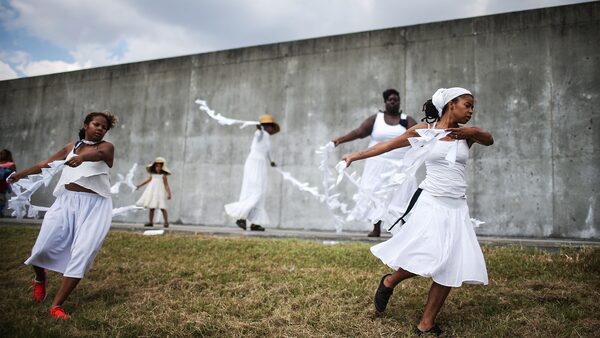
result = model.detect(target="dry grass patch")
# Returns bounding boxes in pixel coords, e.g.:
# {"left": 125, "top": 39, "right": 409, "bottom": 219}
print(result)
{"left": 0, "top": 225, "right": 599, "bottom": 337}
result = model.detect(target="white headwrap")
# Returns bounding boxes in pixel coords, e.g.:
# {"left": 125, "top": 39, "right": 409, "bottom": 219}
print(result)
{"left": 431, "top": 87, "right": 472, "bottom": 117}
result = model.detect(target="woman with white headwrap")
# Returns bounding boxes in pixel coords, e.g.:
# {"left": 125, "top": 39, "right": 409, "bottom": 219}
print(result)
{"left": 343, "top": 87, "right": 493, "bottom": 335}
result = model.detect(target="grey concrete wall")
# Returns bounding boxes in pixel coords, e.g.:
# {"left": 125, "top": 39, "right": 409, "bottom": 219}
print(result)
{"left": 1, "top": 2, "right": 598, "bottom": 238}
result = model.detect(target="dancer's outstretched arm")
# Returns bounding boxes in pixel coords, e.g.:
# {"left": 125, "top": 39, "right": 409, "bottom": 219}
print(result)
{"left": 342, "top": 123, "right": 428, "bottom": 167}
{"left": 332, "top": 114, "right": 376, "bottom": 147}
{"left": 8, "top": 143, "right": 72, "bottom": 183}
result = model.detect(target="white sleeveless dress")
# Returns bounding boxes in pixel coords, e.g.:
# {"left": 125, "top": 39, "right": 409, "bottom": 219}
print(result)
{"left": 370, "top": 139, "right": 489, "bottom": 287}
{"left": 348, "top": 113, "right": 418, "bottom": 229}
{"left": 25, "top": 143, "right": 113, "bottom": 278}
{"left": 136, "top": 174, "right": 168, "bottom": 209}
{"left": 224, "top": 130, "right": 271, "bottom": 225}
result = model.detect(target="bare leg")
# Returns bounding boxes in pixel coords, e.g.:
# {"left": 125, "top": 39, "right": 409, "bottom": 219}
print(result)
{"left": 161, "top": 209, "right": 169, "bottom": 226}
{"left": 33, "top": 266, "right": 46, "bottom": 282}
{"left": 417, "top": 282, "right": 451, "bottom": 332}
{"left": 384, "top": 267, "right": 416, "bottom": 288}
{"left": 51, "top": 277, "right": 81, "bottom": 307}
{"left": 149, "top": 209, "right": 155, "bottom": 224}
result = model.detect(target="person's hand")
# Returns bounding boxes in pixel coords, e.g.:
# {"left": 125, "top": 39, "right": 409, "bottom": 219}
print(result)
{"left": 5, "top": 172, "right": 18, "bottom": 184}
{"left": 341, "top": 153, "right": 355, "bottom": 167}
{"left": 446, "top": 127, "right": 472, "bottom": 140}
{"left": 65, "top": 155, "right": 83, "bottom": 167}
{"left": 168, "top": 193, "right": 172, "bottom": 200}
{"left": 270, "top": 161, "right": 277, "bottom": 167}
{"left": 332, "top": 140, "right": 340, "bottom": 147}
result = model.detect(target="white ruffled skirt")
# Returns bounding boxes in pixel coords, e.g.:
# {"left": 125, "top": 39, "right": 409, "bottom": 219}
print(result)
{"left": 371, "top": 190, "right": 488, "bottom": 287}
{"left": 224, "top": 153, "right": 270, "bottom": 225}
{"left": 348, "top": 156, "right": 417, "bottom": 229}
{"left": 25, "top": 191, "right": 113, "bottom": 278}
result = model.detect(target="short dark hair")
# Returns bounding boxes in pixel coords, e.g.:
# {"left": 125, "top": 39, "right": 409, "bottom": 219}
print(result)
{"left": 382, "top": 89, "right": 400, "bottom": 102}
{"left": 78, "top": 111, "right": 118, "bottom": 139}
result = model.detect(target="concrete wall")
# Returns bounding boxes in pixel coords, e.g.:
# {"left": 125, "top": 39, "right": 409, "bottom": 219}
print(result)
{"left": 1, "top": 2, "right": 598, "bottom": 238}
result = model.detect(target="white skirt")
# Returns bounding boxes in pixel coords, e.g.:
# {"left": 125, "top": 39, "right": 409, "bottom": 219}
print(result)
{"left": 136, "top": 174, "right": 168, "bottom": 209}
{"left": 348, "top": 156, "right": 417, "bottom": 229}
{"left": 370, "top": 191, "right": 488, "bottom": 287}
{"left": 24, "top": 191, "right": 113, "bottom": 278}
{"left": 224, "top": 153, "right": 270, "bottom": 225}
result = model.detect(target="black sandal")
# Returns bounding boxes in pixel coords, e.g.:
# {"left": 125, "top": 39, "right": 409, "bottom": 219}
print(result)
{"left": 374, "top": 274, "right": 394, "bottom": 313}
{"left": 144, "top": 223, "right": 154, "bottom": 227}
{"left": 236, "top": 219, "right": 247, "bottom": 230}
{"left": 414, "top": 324, "right": 443, "bottom": 336}
{"left": 250, "top": 224, "right": 265, "bottom": 231}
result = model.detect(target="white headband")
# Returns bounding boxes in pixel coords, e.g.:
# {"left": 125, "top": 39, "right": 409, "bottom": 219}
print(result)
{"left": 431, "top": 87, "right": 472, "bottom": 117}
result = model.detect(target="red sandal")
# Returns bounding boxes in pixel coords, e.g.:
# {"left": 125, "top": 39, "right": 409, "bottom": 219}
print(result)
{"left": 49, "top": 305, "right": 70, "bottom": 320}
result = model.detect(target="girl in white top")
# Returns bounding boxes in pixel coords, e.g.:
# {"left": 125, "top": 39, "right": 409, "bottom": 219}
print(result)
{"left": 343, "top": 88, "right": 494, "bottom": 335}
{"left": 225, "top": 115, "right": 280, "bottom": 231}
{"left": 8, "top": 111, "right": 117, "bottom": 320}
{"left": 136, "top": 157, "right": 172, "bottom": 227}
{"left": 333, "top": 89, "right": 417, "bottom": 237}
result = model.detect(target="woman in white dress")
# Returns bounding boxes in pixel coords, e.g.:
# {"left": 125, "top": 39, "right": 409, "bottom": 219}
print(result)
{"left": 225, "top": 115, "right": 280, "bottom": 231}
{"left": 136, "top": 157, "right": 172, "bottom": 227}
{"left": 333, "top": 89, "right": 417, "bottom": 236}
{"left": 343, "top": 88, "right": 493, "bottom": 335}
{"left": 8, "top": 111, "right": 117, "bottom": 320}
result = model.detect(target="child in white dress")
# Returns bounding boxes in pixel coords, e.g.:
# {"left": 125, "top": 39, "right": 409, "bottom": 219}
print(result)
{"left": 136, "top": 157, "right": 172, "bottom": 227}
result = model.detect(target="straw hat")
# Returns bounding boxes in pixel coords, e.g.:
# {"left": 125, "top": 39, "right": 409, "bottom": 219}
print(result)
{"left": 258, "top": 114, "right": 280, "bottom": 134}
{"left": 145, "top": 157, "right": 172, "bottom": 175}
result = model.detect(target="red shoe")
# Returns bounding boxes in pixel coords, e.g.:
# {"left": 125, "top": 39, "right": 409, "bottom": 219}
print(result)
{"left": 49, "top": 305, "right": 70, "bottom": 320}
{"left": 32, "top": 280, "right": 47, "bottom": 302}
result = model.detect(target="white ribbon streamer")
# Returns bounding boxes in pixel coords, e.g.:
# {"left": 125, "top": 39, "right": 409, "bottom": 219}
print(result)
{"left": 274, "top": 168, "right": 320, "bottom": 197}
{"left": 27, "top": 205, "right": 50, "bottom": 219}
{"left": 8, "top": 160, "right": 144, "bottom": 219}
{"left": 315, "top": 142, "right": 350, "bottom": 233}
{"left": 112, "top": 205, "right": 144, "bottom": 217}
{"left": 195, "top": 99, "right": 259, "bottom": 129}
{"left": 470, "top": 218, "right": 485, "bottom": 228}
{"left": 110, "top": 163, "right": 138, "bottom": 194}
{"left": 7, "top": 160, "right": 65, "bottom": 218}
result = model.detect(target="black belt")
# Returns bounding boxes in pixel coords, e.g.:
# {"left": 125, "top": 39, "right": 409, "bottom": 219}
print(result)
{"left": 388, "top": 188, "right": 423, "bottom": 231}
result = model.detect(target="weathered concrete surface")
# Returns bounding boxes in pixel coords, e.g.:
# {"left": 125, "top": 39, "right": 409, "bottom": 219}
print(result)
{"left": 1, "top": 3, "right": 598, "bottom": 238}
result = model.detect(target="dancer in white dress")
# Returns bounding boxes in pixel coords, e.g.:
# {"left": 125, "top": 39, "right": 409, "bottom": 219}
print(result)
{"left": 225, "top": 115, "right": 280, "bottom": 231}
{"left": 8, "top": 111, "right": 117, "bottom": 320}
{"left": 332, "top": 89, "right": 417, "bottom": 236}
{"left": 343, "top": 88, "right": 493, "bottom": 335}
{"left": 136, "top": 157, "right": 172, "bottom": 227}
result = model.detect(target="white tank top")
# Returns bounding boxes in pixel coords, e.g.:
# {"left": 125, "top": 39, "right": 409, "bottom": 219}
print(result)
{"left": 367, "top": 112, "right": 408, "bottom": 160}
{"left": 54, "top": 143, "right": 112, "bottom": 198}
{"left": 418, "top": 139, "right": 469, "bottom": 198}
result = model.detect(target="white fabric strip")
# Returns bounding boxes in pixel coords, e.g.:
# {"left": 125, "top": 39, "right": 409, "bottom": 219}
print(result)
{"left": 8, "top": 160, "right": 142, "bottom": 219}
{"left": 195, "top": 99, "right": 260, "bottom": 129}
{"left": 110, "top": 163, "right": 138, "bottom": 194}
{"left": 7, "top": 160, "right": 65, "bottom": 218}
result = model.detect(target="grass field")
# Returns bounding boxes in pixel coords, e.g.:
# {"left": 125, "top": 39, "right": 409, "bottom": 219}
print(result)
{"left": 0, "top": 225, "right": 599, "bottom": 337}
